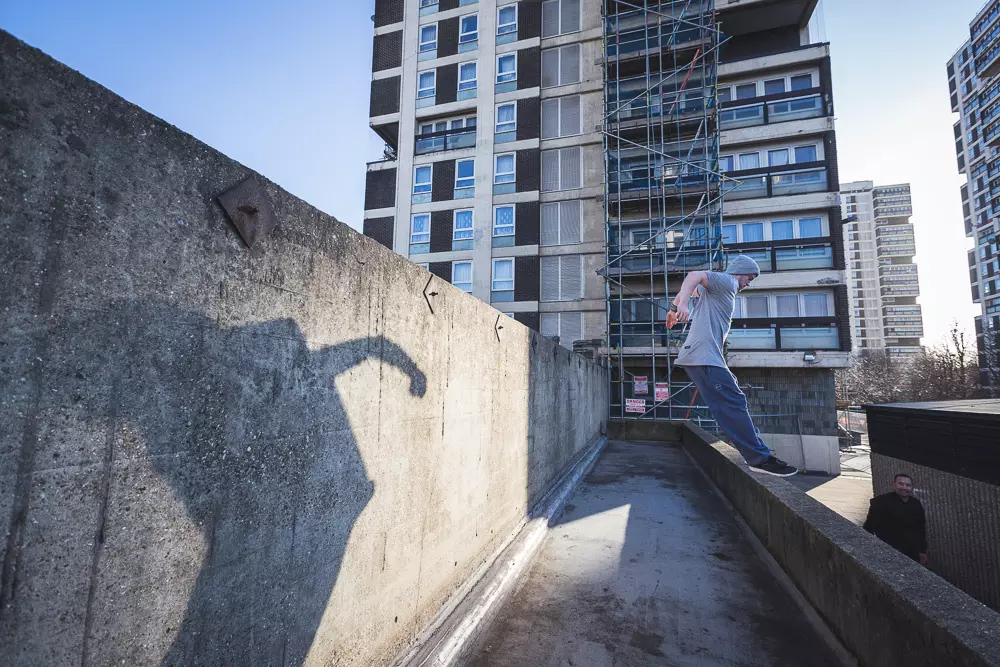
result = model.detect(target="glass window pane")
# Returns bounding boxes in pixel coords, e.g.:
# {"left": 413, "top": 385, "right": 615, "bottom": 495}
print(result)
{"left": 745, "top": 296, "right": 769, "bottom": 318}
{"left": 718, "top": 87, "right": 732, "bottom": 102}
{"left": 791, "top": 74, "right": 813, "bottom": 90}
{"left": 736, "top": 83, "right": 756, "bottom": 99}
{"left": 719, "top": 156, "right": 734, "bottom": 172}
{"left": 738, "top": 153, "right": 760, "bottom": 170}
{"left": 794, "top": 145, "right": 818, "bottom": 163}
{"left": 494, "top": 206, "right": 515, "bottom": 235}
{"left": 764, "top": 79, "right": 786, "bottom": 95}
{"left": 771, "top": 220, "right": 793, "bottom": 240}
{"left": 776, "top": 295, "right": 799, "bottom": 317}
{"left": 799, "top": 217, "right": 822, "bottom": 237}
{"left": 741, "top": 222, "right": 764, "bottom": 242}
{"left": 722, "top": 225, "right": 737, "bottom": 244}
{"left": 497, "top": 54, "right": 516, "bottom": 82}
{"left": 497, "top": 154, "right": 514, "bottom": 172}
{"left": 458, "top": 160, "right": 475, "bottom": 178}
{"left": 768, "top": 149, "right": 789, "bottom": 166}
{"left": 804, "top": 294, "right": 829, "bottom": 316}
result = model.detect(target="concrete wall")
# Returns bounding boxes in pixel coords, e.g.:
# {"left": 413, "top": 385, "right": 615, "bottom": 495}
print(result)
{"left": 872, "top": 454, "right": 1000, "bottom": 612}
{"left": 682, "top": 425, "right": 1000, "bottom": 667}
{"left": 0, "top": 31, "right": 608, "bottom": 667}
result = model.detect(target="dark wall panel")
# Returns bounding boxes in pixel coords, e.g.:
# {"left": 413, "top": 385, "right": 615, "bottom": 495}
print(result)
{"left": 438, "top": 17, "right": 459, "bottom": 58}
{"left": 363, "top": 217, "right": 395, "bottom": 250}
{"left": 429, "top": 261, "right": 452, "bottom": 281}
{"left": 514, "top": 256, "right": 540, "bottom": 301}
{"left": 518, "top": 0, "right": 542, "bottom": 40}
{"left": 370, "top": 76, "right": 400, "bottom": 117}
{"left": 430, "top": 210, "right": 452, "bottom": 253}
{"left": 516, "top": 97, "right": 540, "bottom": 141}
{"left": 364, "top": 168, "right": 396, "bottom": 210}
{"left": 439, "top": 0, "right": 459, "bottom": 10}
{"left": 372, "top": 31, "right": 403, "bottom": 72}
{"left": 436, "top": 63, "right": 458, "bottom": 105}
{"left": 835, "top": 285, "right": 851, "bottom": 352}
{"left": 517, "top": 46, "right": 541, "bottom": 90}
{"left": 829, "top": 206, "right": 845, "bottom": 271}
{"left": 515, "top": 201, "right": 540, "bottom": 246}
{"left": 374, "top": 0, "right": 403, "bottom": 27}
{"left": 516, "top": 148, "right": 540, "bottom": 193}
{"left": 719, "top": 26, "right": 800, "bottom": 62}
{"left": 432, "top": 159, "right": 456, "bottom": 202}
{"left": 825, "top": 130, "right": 840, "bottom": 192}
{"left": 514, "top": 312, "right": 540, "bottom": 332}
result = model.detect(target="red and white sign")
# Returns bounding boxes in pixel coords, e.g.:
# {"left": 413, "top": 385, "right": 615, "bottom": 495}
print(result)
{"left": 655, "top": 383, "right": 669, "bottom": 402}
{"left": 625, "top": 398, "right": 646, "bottom": 414}
{"left": 633, "top": 376, "right": 648, "bottom": 395}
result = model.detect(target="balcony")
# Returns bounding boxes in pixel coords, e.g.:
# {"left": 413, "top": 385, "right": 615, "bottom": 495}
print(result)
{"left": 719, "top": 93, "right": 824, "bottom": 129}
{"left": 724, "top": 237, "right": 836, "bottom": 273}
{"left": 414, "top": 125, "right": 477, "bottom": 156}
{"left": 728, "top": 318, "right": 841, "bottom": 351}
{"left": 725, "top": 166, "right": 828, "bottom": 200}
{"left": 606, "top": 75, "right": 714, "bottom": 126}
{"left": 878, "top": 244, "right": 916, "bottom": 257}
{"left": 881, "top": 286, "right": 920, "bottom": 297}
{"left": 975, "top": 20, "right": 1000, "bottom": 78}
{"left": 605, "top": 221, "right": 722, "bottom": 277}
{"left": 608, "top": 151, "right": 721, "bottom": 202}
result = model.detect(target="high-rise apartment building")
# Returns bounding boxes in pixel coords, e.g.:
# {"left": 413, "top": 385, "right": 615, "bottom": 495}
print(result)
{"left": 840, "top": 181, "right": 923, "bottom": 359}
{"left": 948, "top": 3, "right": 1000, "bottom": 388}
{"left": 363, "top": 0, "right": 850, "bottom": 471}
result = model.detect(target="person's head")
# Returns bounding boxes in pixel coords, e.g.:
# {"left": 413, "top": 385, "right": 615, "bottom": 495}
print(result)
{"left": 893, "top": 474, "right": 914, "bottom": 498}
{"left": 726, "top": 255, "right": 760, "bottom": 291}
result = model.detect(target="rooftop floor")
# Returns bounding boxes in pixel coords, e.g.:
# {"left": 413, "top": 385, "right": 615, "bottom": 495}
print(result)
{"left": 470, "top": 440, "right": 844, "bottom": 666}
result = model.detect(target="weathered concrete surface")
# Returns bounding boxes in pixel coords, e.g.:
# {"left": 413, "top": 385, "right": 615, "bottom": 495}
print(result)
{"left": 470, "top": 441, "right": 843, "bottom": 666}
{"left": 682, "top": 425, "right": 1000, "bottom": 667}
{"left": 0, "top": 31, "right": 608, "bottom": 667}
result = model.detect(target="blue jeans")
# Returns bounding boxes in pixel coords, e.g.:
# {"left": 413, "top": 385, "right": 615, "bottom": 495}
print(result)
{"left": 684, "top": 365, "right": 772, "bottom": 466}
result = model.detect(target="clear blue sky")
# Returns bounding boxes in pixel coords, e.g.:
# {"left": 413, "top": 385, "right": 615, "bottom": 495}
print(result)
{"left": 0, "top": 0, "right": 986, "bottom": 346}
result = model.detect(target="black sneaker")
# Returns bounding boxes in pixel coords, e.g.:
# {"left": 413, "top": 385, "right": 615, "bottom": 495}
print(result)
{"left": 749, "top": 456, "right": 798, "bottom": 477}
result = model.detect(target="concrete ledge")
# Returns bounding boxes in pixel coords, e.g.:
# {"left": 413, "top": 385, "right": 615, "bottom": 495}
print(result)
{"left": 681, "top": 424, "right": 1000, "bottom": 667}
{"left": 606, "top": 419, "right": 684, "bottom": 442}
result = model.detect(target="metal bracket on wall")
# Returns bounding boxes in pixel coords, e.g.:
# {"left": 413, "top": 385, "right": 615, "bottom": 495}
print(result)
{"left": 423, "top": 275, "right": 438, "bottom": 314}
{"left": 217, "top": 176, "right": 278, "bottom": 248}
{"left": 495, "top": 314, "right": 504, "bottom": 343}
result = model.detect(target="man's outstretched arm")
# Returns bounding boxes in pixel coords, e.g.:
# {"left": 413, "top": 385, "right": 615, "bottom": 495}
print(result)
{"left": 666, "top": 270, "right": 709, "bottom": 328}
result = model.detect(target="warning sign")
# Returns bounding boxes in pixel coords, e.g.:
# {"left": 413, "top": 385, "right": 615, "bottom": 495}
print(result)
{"left": 655, "top": 383, "right": 669, "bottom": 402}
{"left": 625, "top": 398, "right": 646, "bottom": 413}
{"left": 633, "top": 376, "right": 648, "bottom": 395}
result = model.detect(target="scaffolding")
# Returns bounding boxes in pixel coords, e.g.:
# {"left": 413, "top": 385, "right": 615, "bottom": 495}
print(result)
{"left": 602, "top": 0, "right": 731, "bottom": 424}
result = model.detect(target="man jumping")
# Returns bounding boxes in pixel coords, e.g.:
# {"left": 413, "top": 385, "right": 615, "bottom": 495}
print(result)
{"left": 666, "top": 255, "right": 798, "bottom": 477}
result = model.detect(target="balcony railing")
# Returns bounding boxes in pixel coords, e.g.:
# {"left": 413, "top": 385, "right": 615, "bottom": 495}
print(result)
{"left": 415, "top": 126, "right": 477, "bottom": 155}
{"left": 608, "top": 156, "right": 720, "bottom": 195}
{"left": 719, "top": 93, "right": 824, "bottom": 129}
{"left": 725, "top": 166, "right": 828, "bottom": 200}
{"left": 729, "top": 318, "right": 841, "bottom": 351}
{"left": 724, "top": 237, "right": 835, "bottom": 272}
{"left": 606, "top": 75, "right": 712, "bottom": 124}
{"left": 606, "top": 22, "right": 709, "bottom": 58}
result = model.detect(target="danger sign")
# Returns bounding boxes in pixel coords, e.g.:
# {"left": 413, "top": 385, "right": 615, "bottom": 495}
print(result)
{"left": 625, "top": 398, "right": 646, "bottom": 413}
{"left": 655, "top": 383, "right": 669, "bottom": 402}
{"left": 633, "top": 376, "right": 648, "bottom": 395}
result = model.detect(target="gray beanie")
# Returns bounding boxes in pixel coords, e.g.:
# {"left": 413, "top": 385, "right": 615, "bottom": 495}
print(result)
{"left": 726, "top": 254, "right": 760, "bottom": 276}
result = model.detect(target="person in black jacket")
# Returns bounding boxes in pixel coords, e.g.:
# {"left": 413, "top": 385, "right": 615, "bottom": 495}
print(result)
{"left": 863, "top": 474, "right": 928, "bottom": 564}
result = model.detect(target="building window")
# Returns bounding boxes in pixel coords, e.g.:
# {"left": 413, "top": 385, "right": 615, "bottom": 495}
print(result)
{"left": 776, "top": 295, "right": 799, "bottom": 317}
{"left": 771, "top": 220, "right": 794, "bottom": 240}
{"left": 721, "top": 224, "right": 737, "bottom": 244}
{"left": 541, "top": 147, "right": 581, "bottom": 192}
{"left": 410, "top": 213, "right": 430, "bottom": 254}
{"left": 541, "top": 0, "right": 581, "bottom": 38}
{"left": 453, "top": 209, "right": 474, "bottom": 250}
{"left": 494, "top": 205, "right": 516, "bottom": 245}
{"left": 419, "top": 24, "right": 437, "bottom": 54}
{"left": 494, "top": 153, "right": 516, "bottom": 184}
{"left": 744, "top": 296, "right": 769, "bottom": 318}
{"left": 413, "top": 165, "right": 432, "bottom": 203}
{"left": 455, "top": 158, "right": 475, "bottom": 196}
{"left": 459, "top": 14, "right": 479, "bottom": 49}
{"left": 497, "top": 53, "right": 517, "bottom": 84}
{"left": 541, "top": 200, "right": 582, "bottom": 246}
{"left": 768, "top": 149, "right": 789, "bottom": 166}
{"left": 497, "top": 4, "right": 518, "bottom": 41}
{"left": 542, "top": 44, "right": 581, "bottom": 88}
{"left": 791, "top": 73, "right": 814, "bottom": 90}
{"left": 738, "top": 152, "right": 760, "bottom": 170}
{"left": 804, "top": 294, "right": 829, "bottom": 316}
{"left": 741, "top": 222, "right": 764, "bottom": 243}
{"left": 794, "top": 145, "right": 818, "bottom": 163}
{"left": 719, "top": 155, "right": 734, "bottom": 172}
{"left": 541, "top": 95, "right": 581, "bottom": 139}
{"left": 541, "top": 255, "right": 583, "bottom": 301}
{"left": 458, "top": 62, "right": 477, "bottom": 99}
{"left": 735, "top": 83, "right": 757, "bottom": 99}
{"left": 764, "top": 78, "right": 785, "bottom": 95}
{"left": 496, "top": 102, "right": 517, "bottom": 135}
{"left": 452, "top": 261, "right": 473, "bottom": 292}
{"left": 799, "top": 217, "right": 822, "bottom": 237}
{"left": 417, "top": 70, "right": 436, "bottom": 107}
{"left": 492, "top": 258, "right": 515, "bottom": 301}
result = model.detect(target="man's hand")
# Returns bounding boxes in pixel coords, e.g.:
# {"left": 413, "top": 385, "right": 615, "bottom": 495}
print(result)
{"left": 919, "top": 553, "right": 928, "bottom": 566}
{"left": 666, "top": 303, "right": 690, "bottom": 329}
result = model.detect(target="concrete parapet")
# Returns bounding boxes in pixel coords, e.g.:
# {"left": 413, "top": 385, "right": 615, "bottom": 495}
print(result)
{"left": 681, "top": 424, "right": 1000, "bottom": 667}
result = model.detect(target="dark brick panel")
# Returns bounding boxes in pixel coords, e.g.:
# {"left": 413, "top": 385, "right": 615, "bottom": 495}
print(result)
{"left": 362, "top": 217, "right": 394, "bottom": 250}
{"left": 429, "top": 262, "right": 451, "bottom": 281}
{"left": 516, "top": 97, "right": 540, "bottom": 141}
{"left": 372, "top": 31, "right": 403, "bottom": 72}
{"left": 436, "top": 63, "right": 458, "bottom": 105}
{"left": 438, "top": 17, "right": 459, "bottom": 58}
{"left": 364, "top": 168, "right": 396, "bottom": 210}
{"left": 517, "top": 46, "right": 541, "bottom": 90}
{"left": 430, "top": 210, "right": 452, "bottom": 253}
{"left": 518, "top": 0, "right": 542, "bottom": 39}
{"left": 515, "top": 312, "right": 540, "bottom": 332}
{"left": 834, "top": 285, "right": 851, "bottom": 352}
{"left": 515, "top": 201, "right": 540, "bottom": 246}
{"left": 729, "top": 368, "right": 837, "bottom": 437}
{"left": 516, "top": 148, "right": 540, "bottom": 193}
{"left": 439, "top": 0, "right": 459, "bottom": 10}
{"left": 819, "top": 55, "right": 834, "bottom": 117}
{"left": 719, "top": 26, "right": 800, "bottom": 62}
{"left": 824, "top": 130, "right": 840, "bottom": 192}
{"left": 514, "top": 256, "right": 540, "bottom": 301}
{"left": 370, "top": 76, "right": 400, "bottom": 117}
{"left": 829, "top": 206, "right": 845, "bottom": 270}
{"left": 374, "top": 0, "right": 403, "bottom": 27}
{"left": 432, "top": 159, "right": 455, "bottom": 202}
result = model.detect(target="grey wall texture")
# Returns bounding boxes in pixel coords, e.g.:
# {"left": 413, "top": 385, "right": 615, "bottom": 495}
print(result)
{"left": 0, "top": 32, "right": 609, "bottom": 667}
{"left": 731, "top": 368, "right": 838, "bottom": 437}
{"left": 871, "top": 454, "right": 1000, "bottom": 612}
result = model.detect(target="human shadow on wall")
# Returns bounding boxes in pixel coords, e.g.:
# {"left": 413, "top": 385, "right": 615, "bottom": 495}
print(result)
{"left": 113, "top": 306, "right": 426, "bottom": 667}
